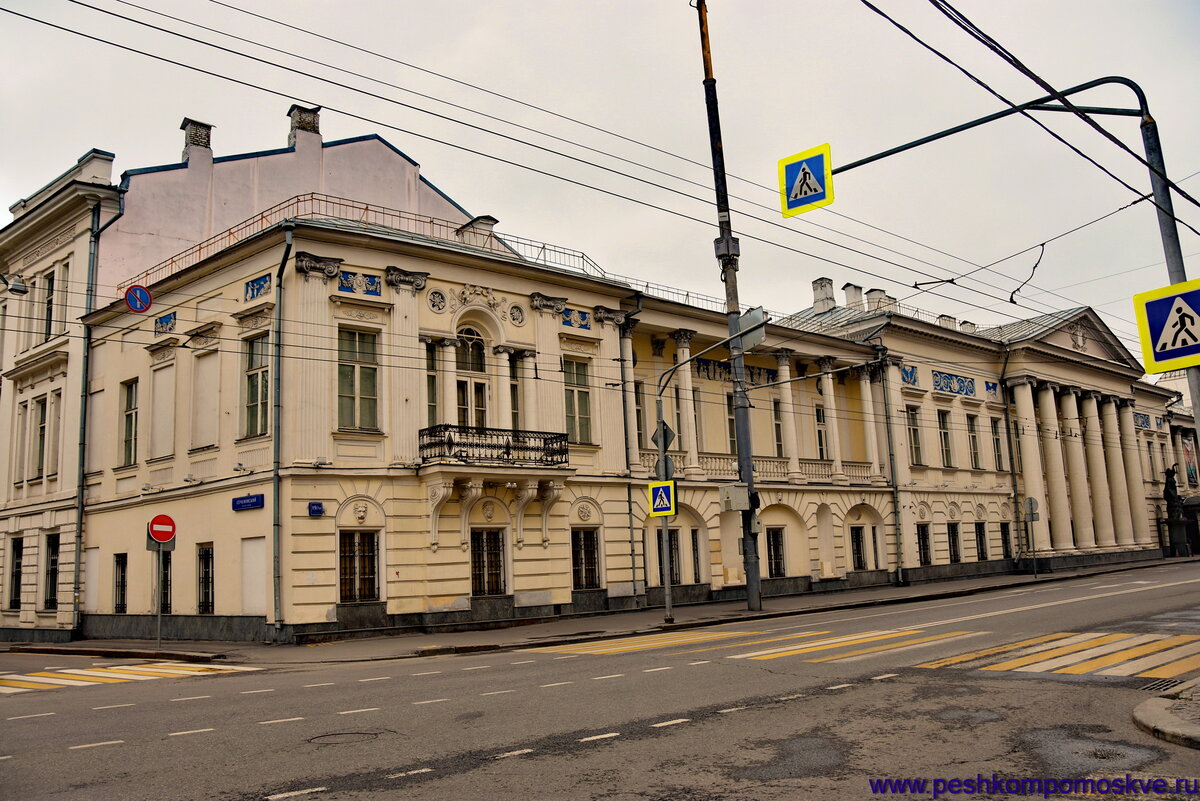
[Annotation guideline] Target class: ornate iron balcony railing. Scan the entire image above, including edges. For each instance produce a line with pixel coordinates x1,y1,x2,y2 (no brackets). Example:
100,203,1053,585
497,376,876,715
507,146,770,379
419,424,569,467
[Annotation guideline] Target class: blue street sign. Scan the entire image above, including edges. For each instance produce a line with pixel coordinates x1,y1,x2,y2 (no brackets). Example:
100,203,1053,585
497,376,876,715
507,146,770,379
232,493,265,511
778,144,835,218
1134,278,1200,373
648,480,676,518
125,284,153,313
308,502,325,517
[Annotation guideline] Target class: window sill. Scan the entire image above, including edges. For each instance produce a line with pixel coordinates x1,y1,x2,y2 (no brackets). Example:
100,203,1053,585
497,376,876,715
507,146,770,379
568,442,601,451
188,445,219,455
113,463,139,474
333,428,386,440
235,434,271,445
146,454,174,465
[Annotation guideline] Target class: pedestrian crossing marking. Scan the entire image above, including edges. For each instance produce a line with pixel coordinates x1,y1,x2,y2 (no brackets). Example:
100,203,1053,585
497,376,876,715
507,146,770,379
1099,639,1200,676
730,630,892,660
803,631,974,663
531,630,757,655
1137,650,1200,680
1054,634,1200,675
916,632,1078,669
1018,634,1164,673
0,662,262,693
0,678,64,691
980,633,1134,672
26,670,129,683
741,630,917,661
674,631,833,654
83,666,204,678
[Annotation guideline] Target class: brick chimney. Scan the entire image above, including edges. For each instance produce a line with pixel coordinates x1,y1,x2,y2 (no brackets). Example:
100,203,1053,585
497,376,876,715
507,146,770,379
287,104,321,148
180,118,214,163
812,277,836,314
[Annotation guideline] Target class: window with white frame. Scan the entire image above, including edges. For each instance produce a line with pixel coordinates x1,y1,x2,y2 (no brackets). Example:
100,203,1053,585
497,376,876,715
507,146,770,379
244,335,269,437
509,354,520,430
471,529,505,596
8,537,23,610
938,409,954,467
766,526,786,578
633,380,646,447
31,396,48,478
726,394,737,453
337,329,378,430
121,379,139,466
456,328,487,428
772,399,784,458
673,386,684,448
425,341,438,427
815,404,829,460
991,418,1006,471
43,533,59,610
906,406,923,465
564,359,592,444
967,414,982,469
657,528,681,586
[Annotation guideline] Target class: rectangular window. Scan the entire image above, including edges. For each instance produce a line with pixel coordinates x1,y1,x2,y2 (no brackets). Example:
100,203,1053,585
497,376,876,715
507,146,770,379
726,394,737,453
991,418,1006,471
113,552,127,614
563,359,592,444
947,522,961,564
571,528,600,590
31,396,48,478
850,525,867,571
8,538,23,610
673,386,684,450
691,528,702,584
13,402,27,483
197,544,214,614
337,329,379,430
121,380,139,465
967,415,982,469
42,272,55,340
471,529,505,596
43,534,59,610
245,335,270,437
1000,522,1013,559
938,409,954,467
634,380,646,448
339,530,379,602
1147,441,1156,479
917,524,932,567
815,404,829,460
766,527,786,578
657,528,681,586
426,341,438,428
509,355,520,430
975,522,988,561
158,551,172,614
191,351,218,449
907,407,923,465
772,399,785,458
692,388,703,452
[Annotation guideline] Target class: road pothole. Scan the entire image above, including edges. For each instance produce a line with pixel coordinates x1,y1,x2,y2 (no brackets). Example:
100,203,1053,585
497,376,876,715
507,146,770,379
1020,727,1163,774
932,707,1004,725
308,729,395,745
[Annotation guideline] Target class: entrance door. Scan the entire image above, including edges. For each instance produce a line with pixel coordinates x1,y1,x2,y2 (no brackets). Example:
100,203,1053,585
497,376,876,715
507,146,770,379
471,529,505,596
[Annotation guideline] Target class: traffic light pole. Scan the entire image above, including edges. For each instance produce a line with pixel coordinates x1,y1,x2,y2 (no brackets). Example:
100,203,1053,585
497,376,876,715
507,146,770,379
695,0,761,611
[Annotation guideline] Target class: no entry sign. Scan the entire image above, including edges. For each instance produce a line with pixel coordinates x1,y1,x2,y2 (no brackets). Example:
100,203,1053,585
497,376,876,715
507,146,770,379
148,514,176,544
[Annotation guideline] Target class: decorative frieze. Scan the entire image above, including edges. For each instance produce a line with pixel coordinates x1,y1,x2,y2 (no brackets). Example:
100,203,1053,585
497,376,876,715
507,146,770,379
428,289,448,313
693,357,777,386
338,271,382,296
985,381,1000,402
562,308,591,330
1133,412,1152,430
901,365,919,387
295,251,343,282
509,304,527,326
385,265,429,293
154,311,177,336
244,274,272,302
932,370,975,396
21,226,75,267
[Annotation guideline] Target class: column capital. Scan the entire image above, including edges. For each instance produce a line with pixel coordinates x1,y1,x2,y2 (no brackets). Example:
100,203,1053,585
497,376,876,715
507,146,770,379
418,334,436,345
817,356,836,372
492,345,516,356
672,328,697,348
529,292,567,314
773,348,794,366
619,318,639,338
1004,374,1038,388
515,348,537,360
1039,381,1062,394
1060,384,1082,396
1080,389,1104,401
439,337,462,349
592,305,628,326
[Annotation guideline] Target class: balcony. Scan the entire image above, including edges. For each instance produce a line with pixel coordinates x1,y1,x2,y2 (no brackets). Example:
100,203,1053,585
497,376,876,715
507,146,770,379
419,425,569,467
640,450,874,484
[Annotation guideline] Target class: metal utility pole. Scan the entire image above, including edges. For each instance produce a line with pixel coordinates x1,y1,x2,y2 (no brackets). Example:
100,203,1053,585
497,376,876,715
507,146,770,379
694,0,761,611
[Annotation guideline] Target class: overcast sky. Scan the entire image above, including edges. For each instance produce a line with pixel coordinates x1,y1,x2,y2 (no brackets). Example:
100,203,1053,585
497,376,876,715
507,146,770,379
3,0,1199,360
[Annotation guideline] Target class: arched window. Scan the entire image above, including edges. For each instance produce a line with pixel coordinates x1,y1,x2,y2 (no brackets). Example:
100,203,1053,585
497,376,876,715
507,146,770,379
456,327,488,427
457,327,486,373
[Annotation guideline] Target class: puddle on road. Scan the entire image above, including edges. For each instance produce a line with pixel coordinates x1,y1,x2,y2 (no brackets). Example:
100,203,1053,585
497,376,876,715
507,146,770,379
1020,726,1164,775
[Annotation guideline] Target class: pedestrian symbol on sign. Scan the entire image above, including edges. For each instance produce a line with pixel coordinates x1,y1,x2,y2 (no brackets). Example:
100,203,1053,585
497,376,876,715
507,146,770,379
647,480,676,518
789,163,823,201
1133,278,1200,373
1158,297,1200,351
778,143,835,218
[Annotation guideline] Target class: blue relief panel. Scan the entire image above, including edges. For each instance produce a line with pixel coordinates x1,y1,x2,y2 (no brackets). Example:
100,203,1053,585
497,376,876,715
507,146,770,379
339,271,382,296
900,365,919,387
985,381,1000,402
1133,412,1152,429
693,357,777,387
154,311,176,336
1156,416,1165,429
244,274,271,302
932,370,976,396
562,309,591,330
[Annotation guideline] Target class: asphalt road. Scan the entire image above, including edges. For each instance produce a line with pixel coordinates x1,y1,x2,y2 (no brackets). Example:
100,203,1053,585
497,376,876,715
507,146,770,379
4,562,1200,800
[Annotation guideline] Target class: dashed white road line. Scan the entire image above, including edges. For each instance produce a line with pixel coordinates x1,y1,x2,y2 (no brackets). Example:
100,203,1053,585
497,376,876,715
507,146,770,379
8,712,55,720
386,768,433,779
0,755,12,761
240,689,275,694
553,655,580,660
494,748,534,759
651,718,690,728
579,732,621,742
93,703,134,710
171,695,211,702
643,667,672,673
592,674,624,680
413,698,448,705
304,683,334,688
825,683,854,690
168,728,214,737
688,660,711,665
338,708,381,715
358,677,390,682
482,690,515,696
540,681,573,688
265,788,328,800
412,671,442,676
69,740,123,750
462,666,491,671
872,673,899,680
718,707,746,713
510,660,535,665
259,717,305,725
776,693,805,701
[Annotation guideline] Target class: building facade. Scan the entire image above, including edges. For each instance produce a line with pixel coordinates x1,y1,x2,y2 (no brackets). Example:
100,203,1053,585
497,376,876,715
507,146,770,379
2,109,1196,642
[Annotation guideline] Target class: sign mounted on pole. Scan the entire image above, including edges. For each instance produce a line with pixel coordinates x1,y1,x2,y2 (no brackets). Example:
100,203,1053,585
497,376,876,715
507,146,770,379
778,143,834,218
648,480,677,518
1133,277,1200,373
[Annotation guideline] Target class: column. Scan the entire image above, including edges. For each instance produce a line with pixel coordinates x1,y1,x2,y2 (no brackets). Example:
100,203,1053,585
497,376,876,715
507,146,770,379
886,360,918,570
518,350,538,433
1059,388,1096,550
818,357,847,484
859,367,883,484
1101,397,1135,547
1037,383,1073,551
1080,393,1116,548
774,350,802,482
1119,400,1154,546
438,338,459,426
1171,427,1184,478
674,329,704,479
1010,378,1050,552
619,321,642,475
871,365,891,485
493,346,514,430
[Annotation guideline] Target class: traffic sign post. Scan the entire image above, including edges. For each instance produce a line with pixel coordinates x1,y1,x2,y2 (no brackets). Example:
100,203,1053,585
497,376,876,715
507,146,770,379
778,144,834,218
648,481,677,518
125,284,153,314
145,514,176,651
1134,277,1200,373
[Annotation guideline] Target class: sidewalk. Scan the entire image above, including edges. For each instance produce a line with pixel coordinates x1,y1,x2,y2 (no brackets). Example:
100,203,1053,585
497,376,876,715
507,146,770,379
8,557,1198,668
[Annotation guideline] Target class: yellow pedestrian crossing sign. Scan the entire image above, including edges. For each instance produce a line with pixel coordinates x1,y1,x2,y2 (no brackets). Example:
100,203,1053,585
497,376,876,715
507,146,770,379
648,480,676,518
1133,277,1200,373
778,143,834,218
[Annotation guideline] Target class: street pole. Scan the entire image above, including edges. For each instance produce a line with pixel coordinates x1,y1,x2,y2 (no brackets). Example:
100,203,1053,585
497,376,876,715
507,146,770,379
695,0,761,611
155,545,163,651
655,395,674,624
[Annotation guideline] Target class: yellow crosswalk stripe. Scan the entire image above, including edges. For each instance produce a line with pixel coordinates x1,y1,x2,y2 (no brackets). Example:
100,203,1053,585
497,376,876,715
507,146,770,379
1054,635,1200,675
731,630,892,659
535,631,754,654
27,671,129,684
144,664,236,673
980,633,1134,672
805,631,974,663
1099,640,1200,676
0,678,63,690
1137,651,1200,679
674,631,832,655
82,666,194,678
1011,634,1163,673
916,632,1077,669
748,630,917,661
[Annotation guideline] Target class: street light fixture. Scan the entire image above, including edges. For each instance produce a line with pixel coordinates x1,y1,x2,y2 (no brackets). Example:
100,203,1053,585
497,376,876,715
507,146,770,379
1,274,29,295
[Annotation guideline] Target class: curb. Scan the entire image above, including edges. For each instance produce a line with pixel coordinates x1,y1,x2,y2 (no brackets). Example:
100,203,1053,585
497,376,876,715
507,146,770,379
1132,677,1200,750
9,645,222,663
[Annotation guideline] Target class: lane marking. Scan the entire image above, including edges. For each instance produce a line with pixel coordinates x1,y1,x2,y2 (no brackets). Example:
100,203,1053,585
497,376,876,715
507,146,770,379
462,666,490,671
643,667,672,673
676,630,832,655
746,631,914,661
259,718,305,725
482,690,516,696
1057,635,1200,675
1100,640,1200,676
1138,650,1200,679
718,707,745,713
412,671,442,676
982,634,1134,672
545,631,755,655
540,682,573,687
688,661,711,665
1014,633,1163,673
825,683,854,690
58,669,157,681
93,704,135,710
80,666,190,678
651,718,690,728
304,683,335,688
8,712,55,720
872,674,899,680
22,674,101,687
0,678,63,690
29,671,127,684
266,789,328,800
358,677,391,682
386,768,432,779
593,674,624,680
553,655,580,660
777,693,805,700
240,689,275,694
413,699,448,705
494,748,534,759
579,732,621,742
168,728,214,737
171,695,211,702
806,631,975,664
916,632,1077,669
510,660,535,665
338,708,381,715
0,756,11,760
835,632,989,663
730,630,892,659
69,740,123,750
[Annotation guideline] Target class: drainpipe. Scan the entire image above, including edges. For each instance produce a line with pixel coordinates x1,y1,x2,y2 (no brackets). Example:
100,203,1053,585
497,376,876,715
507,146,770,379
271,223,295,638
72,192,125,635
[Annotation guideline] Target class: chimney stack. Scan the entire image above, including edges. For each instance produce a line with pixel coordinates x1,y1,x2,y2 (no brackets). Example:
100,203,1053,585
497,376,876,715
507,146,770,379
842,282,863,310
865,288,887,312
959,320,976,334
937,314,957,329
287,104,322,148
180,118,214,162
455,215,500,249
812,277,836,314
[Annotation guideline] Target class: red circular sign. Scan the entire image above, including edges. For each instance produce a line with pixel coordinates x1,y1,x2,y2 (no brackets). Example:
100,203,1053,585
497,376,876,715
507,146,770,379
148,513,176,543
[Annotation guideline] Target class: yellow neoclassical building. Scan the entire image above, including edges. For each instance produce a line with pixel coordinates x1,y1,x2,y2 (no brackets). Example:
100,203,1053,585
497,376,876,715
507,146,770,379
1,109,1195,642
